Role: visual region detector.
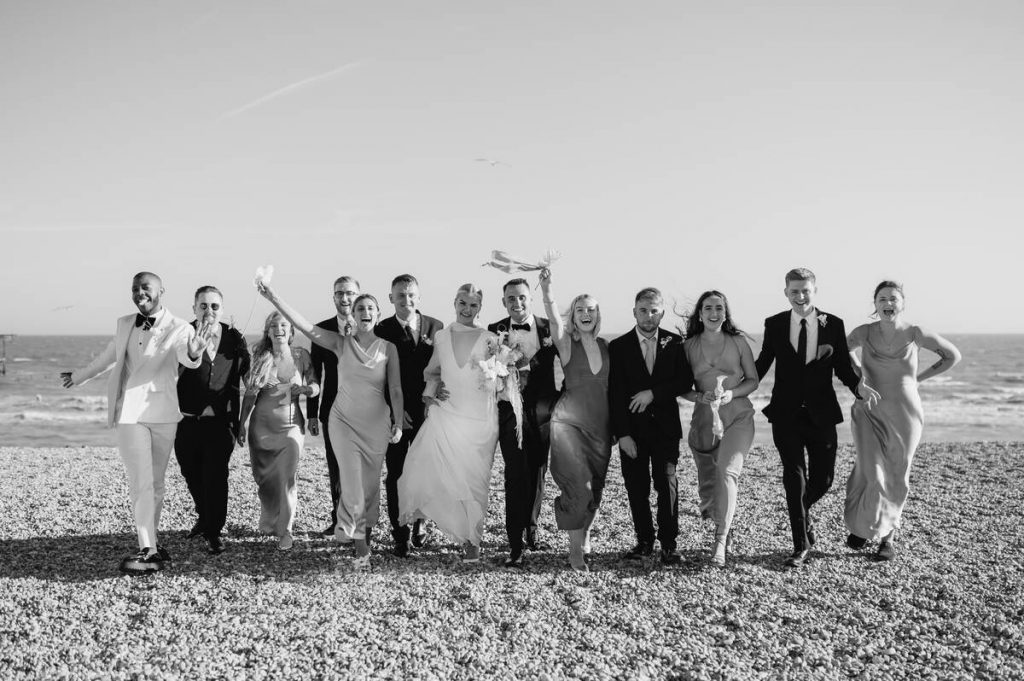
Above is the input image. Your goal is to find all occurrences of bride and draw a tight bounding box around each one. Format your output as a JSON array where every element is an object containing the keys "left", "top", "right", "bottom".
[{"left": 398, "top": 283, "right": 499, "bottom": 562}]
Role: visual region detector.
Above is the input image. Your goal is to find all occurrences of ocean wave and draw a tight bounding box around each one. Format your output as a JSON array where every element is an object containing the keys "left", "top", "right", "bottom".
[
  {"left": 11, "top": 358, "right": 33, "bottom": 363},
  {"left": 994, "top": 372, "right": 1024, "bottom": 384},
  {"left": 1, "top": 410, "right": 106, "bottom": 423}
]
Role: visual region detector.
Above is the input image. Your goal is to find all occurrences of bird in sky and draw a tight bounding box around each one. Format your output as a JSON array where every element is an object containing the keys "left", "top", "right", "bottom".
[{"left": 475, "top": 158, "right": 510, "bottom": 168}]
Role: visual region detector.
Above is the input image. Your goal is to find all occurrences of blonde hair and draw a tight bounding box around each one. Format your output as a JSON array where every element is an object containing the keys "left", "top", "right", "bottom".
[
  {"left": 564, "top": 294, "right": 601, "bottom": 340},
  {"left": 455, "top": 282, "right": 484, "bottom": 302},
  {"left": 245, "top": 311, "right": 293, "bottom": 391}
]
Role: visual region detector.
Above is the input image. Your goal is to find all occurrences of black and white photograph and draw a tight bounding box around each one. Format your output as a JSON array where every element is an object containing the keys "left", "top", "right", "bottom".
[{"left": 1, "top": 1, "right": 1021, "bottom": 678}]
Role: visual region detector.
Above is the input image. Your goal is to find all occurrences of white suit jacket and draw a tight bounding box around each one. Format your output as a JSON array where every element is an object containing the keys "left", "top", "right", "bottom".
[{"left": 75, "top": 309, "right": 201, "bottom": 428}]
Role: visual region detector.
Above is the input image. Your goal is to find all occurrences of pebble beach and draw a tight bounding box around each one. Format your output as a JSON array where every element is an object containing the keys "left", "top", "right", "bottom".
[{"left": 1, "top": 441, "right": 1021, "bottom": 679}]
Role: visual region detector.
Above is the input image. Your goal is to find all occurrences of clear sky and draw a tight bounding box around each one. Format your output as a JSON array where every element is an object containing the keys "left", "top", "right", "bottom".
[{"left": 2, "top": 1, "right": 1022, "bottom": 336}]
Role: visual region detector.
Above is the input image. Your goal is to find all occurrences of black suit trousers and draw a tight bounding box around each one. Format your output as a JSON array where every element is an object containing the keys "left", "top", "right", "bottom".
[
  {"left": 174, "top": 415, "right": 235, "bottom": 539},
  {"left": 384, "top": 421, "right": 423, "bottom": 543},
  {"left": 619, "top": 432, "right": 680, "bottom": 551},
  {"left": 498, "top": 400, "right": 549, "bottom": 549},
  {"left": 771, "top": 409, "right": 838, "bottom": 552},
  {"left": 321, "top": 419, "right": 342, "bottom": 528}
]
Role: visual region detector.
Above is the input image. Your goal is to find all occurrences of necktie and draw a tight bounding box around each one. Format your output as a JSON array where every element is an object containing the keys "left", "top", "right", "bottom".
[
  {"left": 135, "top": 314, "right": 156, "bottom": 329},
  {"left": 511, "top": 322, "right": 531, "bottom": 332},
  {"left": 644, "top": 336, "right": 656, "bottom": 374},
  {"left": 797, "top": 318, "right": 808, "bottom": 365},
  {"left": 403, "top": 324, "right": 416, "bottom": 345}
]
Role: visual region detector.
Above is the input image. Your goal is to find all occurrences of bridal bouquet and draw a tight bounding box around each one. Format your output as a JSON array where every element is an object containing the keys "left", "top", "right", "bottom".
[{"left": 477, "top": 331, "right": 526, "bottom": 446}]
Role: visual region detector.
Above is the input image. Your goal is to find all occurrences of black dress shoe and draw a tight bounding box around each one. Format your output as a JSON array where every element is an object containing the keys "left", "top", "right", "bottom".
[
  {"left": 623, "top": 542, "right": 654, "bottom": 560},
  {"left": 156, "top": 545, "right": 172, "bottom": 562},
  {"left": 187, "top": 522, "right": 204, "bottom": 539},
  {"left": 207, "top": 536, "right": 225, "bottom": 555},
  {"left": 504, "top": 546, "right": 524, "bottom": 568},
  {"left": 660, "top": 549, "right": 682, "bottom": 565},
  {"left": 807, "top": 522, "right": 817, "bottom": 547},
  {"left": 876, "top": 540, "right": 895, "bottom": 561},
  {"left": 120, "top": 548, "right": 165, "bottom": 573},
  {"left": 392, "top": 541, "right": 409, "bottom": 558},
  {"left": 411, "top": 520, "right": 426, "bottom": 548},
  {"left": 784, "top": 550, "right": 810, "bottom": 568},
  {"left": 846, "top": 533, "right": 867, "bottom": 550}
]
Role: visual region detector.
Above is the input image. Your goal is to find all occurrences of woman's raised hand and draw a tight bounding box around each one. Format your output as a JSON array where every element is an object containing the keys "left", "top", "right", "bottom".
[{"left": 539, "top": 267, "right": 552, "bottom": 292}]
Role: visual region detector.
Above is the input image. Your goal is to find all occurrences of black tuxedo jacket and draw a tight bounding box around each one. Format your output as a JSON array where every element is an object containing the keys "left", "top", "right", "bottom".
[
  {"left": 608, "top": 328, "right": 693, "bottom": 442},
  {"left": 754, "top": 309, "right": 860, "bottom": 426},
  {"left": 176, "top": 322, "right": 250, "bottom": 431},
  {"left": 487, "top": 316, "right": 560, "bottom": 421},
  {"left": 374, "top": 312, "right": 444, "bottom": 427},
  {"left": 308, "top": 316, "right": 340, "bottom": 421}
]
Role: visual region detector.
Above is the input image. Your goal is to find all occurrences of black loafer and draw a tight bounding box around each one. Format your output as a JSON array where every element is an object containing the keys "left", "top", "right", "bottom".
[
  {"left": 156, "top": 545, "right": 172, "bottom": 562},
  {"left": 392, "top": 541, "right": 409, "bottom": 558},
  {"left": 660, "top": 549, "right": 682, "bottom": 565},
  {"left": 846, "top": 533, "right": 867, "bottom": 550},
  {"left": 504, "top": 546, "right": 524, "bottom": 568},
  {"left": 876, "top": 541, "right": 895, "bottom": 561},
  {"left": 784, "top": 550, "right": 810, "bottom": 568},
  {"left": 623, "top": 543, "right": 654, "bottom": 560},
  {"left": 206, "top": 536, "right": 225, "bottom": 555}
]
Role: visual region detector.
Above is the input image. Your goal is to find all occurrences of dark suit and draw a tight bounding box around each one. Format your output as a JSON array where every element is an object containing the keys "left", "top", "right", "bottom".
[
  {"left": 488, "top": 316, "right": 560, "bottom": 551},
  {"left": 754, "top": 308, "right": 860, "bottom": 552},
  {"left": 308, "top": 316, "right": 342, "bottom": 529},
  {"left": 608, "top": 327, "right": 693, "bottom": 552},
  {"left": 374, "top": 312, "right": 444, "bottom": 544},
  {"left": 175, "top": 322, "right": 250, "bottom": 540}
]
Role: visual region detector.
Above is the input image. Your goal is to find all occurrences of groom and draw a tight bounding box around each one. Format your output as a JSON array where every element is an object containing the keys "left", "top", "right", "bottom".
[
  {"left": 489, "top": 277, "right": 559, "bottom": 567},
  {"left": 755, "top": 267, "right": 876, "bottom": 568}
]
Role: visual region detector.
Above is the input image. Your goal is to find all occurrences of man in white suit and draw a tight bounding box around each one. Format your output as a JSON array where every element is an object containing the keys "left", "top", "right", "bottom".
[{"left": 63, "top": 272, "right": 210, "bottom": 573}]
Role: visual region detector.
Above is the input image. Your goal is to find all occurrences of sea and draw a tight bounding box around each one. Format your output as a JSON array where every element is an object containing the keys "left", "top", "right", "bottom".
[{"left": 1, "top": 334, "right": 1022, "bottom": 447}]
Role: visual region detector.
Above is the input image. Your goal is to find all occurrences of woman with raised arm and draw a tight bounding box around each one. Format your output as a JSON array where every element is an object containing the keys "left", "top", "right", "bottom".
[
  {"left": 682, "top": 290, "right": 759, "bottom": 568},
  {"left": 238, "top": 312, "right": 319, "bottom": 551},
  {"left": 538, "top": 268, "right": 611, "bottom": 572},
  {"left": 844, "top": 281, "right": 961, "bottom": 561},
  {"left": 257, "top": 282, "right": 403, "bottom": 569},
  {"left": 398, "top": 284, "right": 499, "bottom": 563}
]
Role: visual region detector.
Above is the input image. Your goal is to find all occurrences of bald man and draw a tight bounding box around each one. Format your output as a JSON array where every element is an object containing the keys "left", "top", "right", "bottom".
[{"left": 63, "top": 272, "right": 211, "bottom": 573}]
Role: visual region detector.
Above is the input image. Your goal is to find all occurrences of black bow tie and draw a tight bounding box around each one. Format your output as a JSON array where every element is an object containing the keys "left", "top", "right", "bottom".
[
  {"left": 511, "top": 322, "right": 531, "bottom": 332},
  {"left": 135, "top": 314, "right": 157, "bottom": 329}
]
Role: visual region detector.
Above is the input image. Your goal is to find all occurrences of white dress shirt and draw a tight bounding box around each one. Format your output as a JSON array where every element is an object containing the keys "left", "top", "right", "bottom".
[
  {"left": 397, "top": 313, "right": 419, "bottom": 344},
  {"left": 635, "top": 326, "right": 659, "bottom": 372},
  {"left": 789, "top": 309, "right": 818, "bottom": 365}
]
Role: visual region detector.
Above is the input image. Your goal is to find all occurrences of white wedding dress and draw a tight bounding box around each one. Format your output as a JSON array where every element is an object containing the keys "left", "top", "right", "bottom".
[{"left": 398, "top": 324, "right": 499, "bottom": 546}]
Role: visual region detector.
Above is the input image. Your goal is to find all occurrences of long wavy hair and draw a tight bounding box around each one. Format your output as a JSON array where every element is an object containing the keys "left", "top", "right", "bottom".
[
  {"left": 683, "top": 290, "right": 744, "bottom": 338},
  {"left": 245, "top": 311, "right": 294, "bottom": 391},
  {"left": 564, "top": 294, "right": 602, "bottom": 340}
]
